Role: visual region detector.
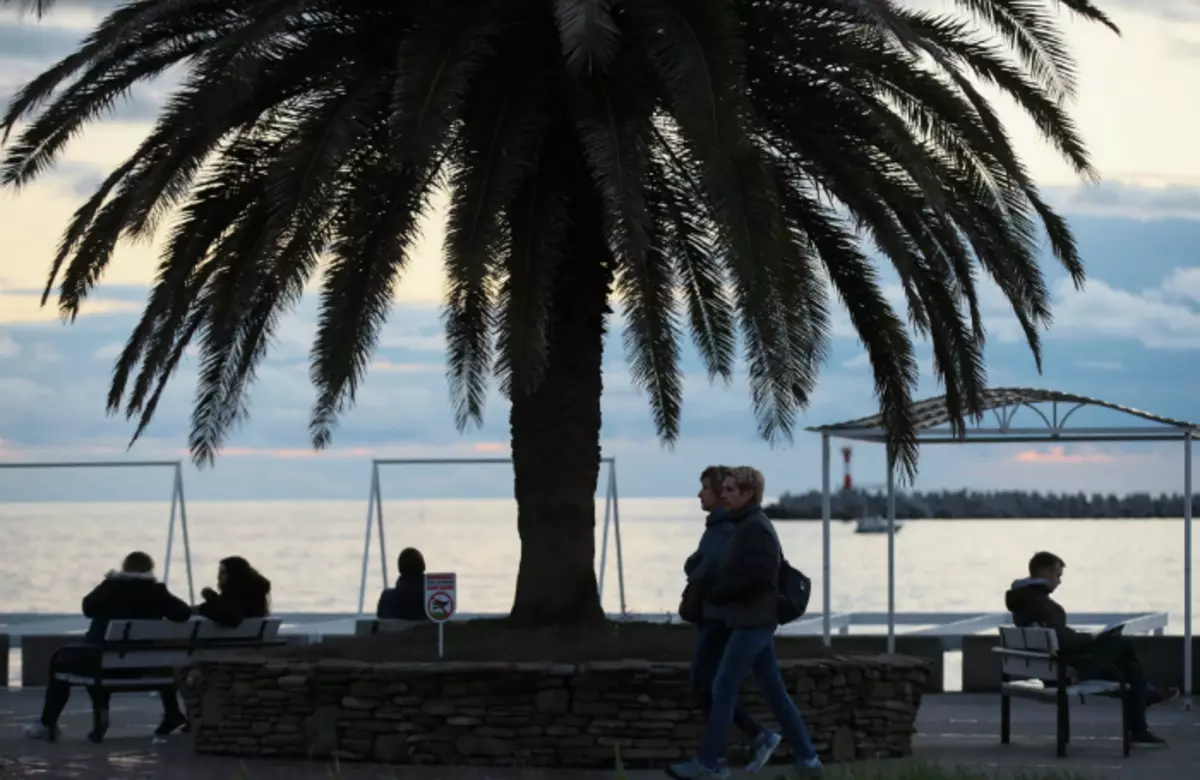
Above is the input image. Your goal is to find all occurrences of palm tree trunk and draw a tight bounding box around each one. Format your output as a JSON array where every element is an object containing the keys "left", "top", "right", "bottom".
[{"left": 507, "top": 180, "right": 611, "bottom": 628}]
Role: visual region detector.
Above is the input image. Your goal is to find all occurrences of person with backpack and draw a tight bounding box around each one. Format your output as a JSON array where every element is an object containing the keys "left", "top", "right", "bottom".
[
  {"left": 668, "top": 466, "right": 823, "bottom": 780},
  {"left": 680, "top": 466, "right": 781, "bottom": 774}
]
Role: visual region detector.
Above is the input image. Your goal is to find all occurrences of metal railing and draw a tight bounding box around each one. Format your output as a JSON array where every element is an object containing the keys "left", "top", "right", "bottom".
[{"left": 0, "top": 610, "right": 1168, "bottom": 643}]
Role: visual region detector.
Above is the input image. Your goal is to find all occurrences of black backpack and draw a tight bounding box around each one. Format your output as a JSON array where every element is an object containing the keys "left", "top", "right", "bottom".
[{"left": 776, "top": 559, "right": 812, "bottom": 625}]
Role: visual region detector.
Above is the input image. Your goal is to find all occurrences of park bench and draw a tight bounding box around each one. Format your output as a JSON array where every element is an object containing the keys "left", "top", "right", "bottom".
[
  {"left": 354, "top": 618, "right": 423, "bottom": 636},
  {"left": 51, "top": 617, "right": 282, "bottom": 741},
  {"left": 994, "top": 625, "right": 1129, "bottom": 758}
]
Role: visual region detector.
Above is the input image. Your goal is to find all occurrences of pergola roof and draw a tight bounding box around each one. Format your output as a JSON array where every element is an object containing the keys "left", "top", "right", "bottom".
[{"left": 807, "top": 387, "right": 1200, "bottom": 444}]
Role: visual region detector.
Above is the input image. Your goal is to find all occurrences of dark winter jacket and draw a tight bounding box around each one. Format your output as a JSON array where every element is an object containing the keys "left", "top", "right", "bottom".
[
  {"left": 81, "top": 571, "right": 192, "bottom": 642},
  {"left": 707, "top": 504, "right": 782, "bottom": 630},
  {"left": 197, "top": 588, "right": 269, "bottom": 628},
  {"left": 1004, "top": 577, "right": 1093, "bottom": 654},
  {"left": 376, "top": 575, "right": 428, "bottom": 621},
  {"left": 684, "top": 509, "right": 736, "bottom": 622}
]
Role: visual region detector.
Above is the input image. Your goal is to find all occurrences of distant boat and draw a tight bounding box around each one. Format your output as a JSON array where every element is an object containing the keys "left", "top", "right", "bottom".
[{"left": 855, "top": 515, "right": 903, "bottom": 535}]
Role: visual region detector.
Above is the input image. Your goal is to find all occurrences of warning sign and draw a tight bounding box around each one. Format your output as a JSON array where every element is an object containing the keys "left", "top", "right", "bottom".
[{"left": 424, "top": 572, "right": 457, "bottom": 623}]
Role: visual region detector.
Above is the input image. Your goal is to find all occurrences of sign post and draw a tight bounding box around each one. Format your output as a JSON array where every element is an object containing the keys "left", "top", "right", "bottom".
[{"left": 424, "top": 572, "right": 457, "bottom": 659}]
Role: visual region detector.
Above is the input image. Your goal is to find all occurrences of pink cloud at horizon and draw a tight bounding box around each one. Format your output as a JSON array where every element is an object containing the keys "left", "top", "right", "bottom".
[{"left": 1012, "top": 446, "right": 1115, "bottom": 465}]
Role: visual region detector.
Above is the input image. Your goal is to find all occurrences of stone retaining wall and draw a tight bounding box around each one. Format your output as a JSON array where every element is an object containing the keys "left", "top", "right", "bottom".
[{"left": 181, "top": 655, "right": 928, "bottom": 767}]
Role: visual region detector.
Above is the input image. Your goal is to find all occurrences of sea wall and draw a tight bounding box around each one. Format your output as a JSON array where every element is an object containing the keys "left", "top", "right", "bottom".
[{"left": 180, "top": 655, "right": 929, "bottom": 767}]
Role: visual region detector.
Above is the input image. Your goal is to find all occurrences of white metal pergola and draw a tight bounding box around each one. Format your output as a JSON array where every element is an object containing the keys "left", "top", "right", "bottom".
[
  {"left": 356, "top": 456, "right": 627, "bottom": 616},
  {"left": 0, "top": 459, "right": 196, "bottom": 603},
  {"left": 808, "top": 387, "right": 1197, "bottom": 697}
]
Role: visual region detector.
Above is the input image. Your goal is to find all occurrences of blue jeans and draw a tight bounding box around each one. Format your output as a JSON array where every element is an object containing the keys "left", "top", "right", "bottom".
[
  {"left": 691, "top": 620, "right": 762, "bottom": 740},
  {"left": 698, "top": 626, "right": 818, "bottom": 767}
]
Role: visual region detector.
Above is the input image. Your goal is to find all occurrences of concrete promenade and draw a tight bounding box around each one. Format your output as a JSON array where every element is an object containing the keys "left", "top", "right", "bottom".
[{"left": 0, "top": 690, "right": 1196, "bottom": 778}]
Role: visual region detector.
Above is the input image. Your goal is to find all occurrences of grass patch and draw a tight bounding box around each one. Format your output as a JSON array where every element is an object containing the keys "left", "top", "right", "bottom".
[
  {"left": 827, "top": 763, "right": 1088, "bottom": 779},
  {"left": 274, "top": 618, "right": 842, "bottom": 664}
]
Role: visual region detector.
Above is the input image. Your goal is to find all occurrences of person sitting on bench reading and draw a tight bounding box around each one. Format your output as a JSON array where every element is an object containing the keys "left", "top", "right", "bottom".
[
  {"left": 25, "top": 551, "right": 192, "bottom": 743},
  {"left": 196, "top": 556, "right": 271, "bottom": 627},
  {"left": 1005, "top": 551, "right": 1177, "bottom": 748},
  {"left": 376, "top": 547, "right": 429, "bottom": 621}
]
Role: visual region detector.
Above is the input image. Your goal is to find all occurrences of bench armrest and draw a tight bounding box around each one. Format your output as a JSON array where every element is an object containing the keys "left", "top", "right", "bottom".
[{"left": 992, "top": 647, "right": 1057, "bottom": 660}]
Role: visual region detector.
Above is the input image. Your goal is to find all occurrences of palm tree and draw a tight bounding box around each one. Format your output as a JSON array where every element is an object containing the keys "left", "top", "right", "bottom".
[{"left": 2, "top": 0, "right": 1116, "bottom": 626}]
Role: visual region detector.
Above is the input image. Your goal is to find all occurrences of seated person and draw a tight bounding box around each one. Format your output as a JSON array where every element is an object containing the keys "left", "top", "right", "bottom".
[
  {"left": 25, "top": 551, "right": 192, "bottom": 743},
  {"left": 1005, "top": 551, "right": 1177, "bottom": 747},
  {"left": 197, "top": 556, "right": 271, "bottom": 627},
  {"left": 376, "top": 547, "right": 429, "bottom": 621}
]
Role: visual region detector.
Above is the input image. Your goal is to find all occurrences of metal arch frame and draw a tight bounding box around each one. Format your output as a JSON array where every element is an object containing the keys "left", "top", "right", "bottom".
[
  {"left": 356, "top": 457, "right": 627, "bottom": 617},
  {"left": 809, "top": 389, "right": 1197, "bottom": 705},
  {"left": 0, "top": 460, "right": 195, "bottom": 604}
]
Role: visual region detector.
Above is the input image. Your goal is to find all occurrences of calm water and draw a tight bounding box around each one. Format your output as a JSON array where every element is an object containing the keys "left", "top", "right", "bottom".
[{"left": 0, "top": 499, "right": 1195, "bottom": 627}]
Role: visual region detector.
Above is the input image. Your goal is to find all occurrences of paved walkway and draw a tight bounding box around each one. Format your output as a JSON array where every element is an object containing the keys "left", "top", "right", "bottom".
[{"left": 0, "top": 690, "right": 1196, "bottom": 778}]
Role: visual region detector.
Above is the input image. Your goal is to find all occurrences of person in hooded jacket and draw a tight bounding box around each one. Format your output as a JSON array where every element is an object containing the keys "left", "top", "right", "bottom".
[
  {"left": 196, "top": 556, "right": 271, "bottom": 627},
  {"left": 376, "top": 547, "right": 430, "bottom": 621},
  {"left": 670, "top": 467, "right": 823, "bottom": 780},
  {"left": 682, "top": 466, "right": 779, "bottom": 773},
  {"left": 24, "top": 551, "right": 193, "bottom": 743},
  {"left": 1006, "top": 551, "right": 1177, "bottom": 748}
]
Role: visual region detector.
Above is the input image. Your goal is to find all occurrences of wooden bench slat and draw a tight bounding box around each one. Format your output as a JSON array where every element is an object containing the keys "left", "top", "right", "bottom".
[{"left": 59, "top": 618, "right": 283, "bottom": 692}]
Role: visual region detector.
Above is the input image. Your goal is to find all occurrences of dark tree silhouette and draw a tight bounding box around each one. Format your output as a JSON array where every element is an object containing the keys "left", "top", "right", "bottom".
[{"left": 1, "top": 0, "right": 1117, "bottom": 625}]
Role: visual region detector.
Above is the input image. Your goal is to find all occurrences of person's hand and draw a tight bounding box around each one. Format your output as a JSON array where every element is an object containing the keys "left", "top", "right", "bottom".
[{"left": 201, "top": 587, "right": 218, "bottom": 602}]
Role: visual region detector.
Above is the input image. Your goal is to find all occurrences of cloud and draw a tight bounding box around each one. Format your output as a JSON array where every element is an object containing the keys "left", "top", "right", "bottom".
[
  {"left": 1105, "top": 0, "right": 1200, "bottom": 22},
  {"left": 34, "top": 342, "right": 64, "bottom": 363},
  {"left": 0, "top": 287, "right": 142, "bottom": 324},
  {"left": 371, "top": 361, "right": 444, "bottom": 375},
  {"left": 1045, "top": 180, "right": 1200, "bottom": 220},
  {"left": 91, "top": 341, "right": 123, "bottom": 360},
  {"left": 1012, "top": 446, "right": 1115, "bottom": 465},
  {"left": 981, "top": 269, "right": 1200, "bottom": 350},
  {"left": 0, "top": 331, "right": 18, "bottom": 358},
  {"left": 1073, "top": 360, "right": 1123, "bottom": 372}
]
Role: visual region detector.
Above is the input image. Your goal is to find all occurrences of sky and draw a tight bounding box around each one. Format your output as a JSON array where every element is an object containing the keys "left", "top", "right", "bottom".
[{"left": 0, "top": 0, "right": 1198, "bottom": 501}]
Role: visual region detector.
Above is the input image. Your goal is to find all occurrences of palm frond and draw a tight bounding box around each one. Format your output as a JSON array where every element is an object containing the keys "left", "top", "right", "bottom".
[
  {"left": 308, "top": 135, "right": 443, "bottom": 449},
  {"left": 554, "top": 0, "right": 620, "bottom": 74}
]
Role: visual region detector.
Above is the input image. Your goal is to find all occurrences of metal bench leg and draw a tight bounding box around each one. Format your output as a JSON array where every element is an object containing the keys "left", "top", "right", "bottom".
[
  {"left": 1120, "top": 681, "right": 1130, "bottom": 758},
  {"left": 1055, "top": 683, "right": 1069, "bottom": 758},
  {"left": 1000, "top": 693, "right": 1011, "bottom": 745}
]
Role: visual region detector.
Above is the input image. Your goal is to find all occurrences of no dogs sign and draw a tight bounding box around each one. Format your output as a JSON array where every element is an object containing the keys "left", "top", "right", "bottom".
[{"left": 424, "top": 572, "right": 457, "bottom": 623}]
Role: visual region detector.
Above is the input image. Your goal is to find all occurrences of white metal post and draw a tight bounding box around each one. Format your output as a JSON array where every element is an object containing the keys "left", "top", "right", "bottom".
[
  {"left": 611, "top": 460, "right": 627, "bottom": 615},
  {"left": 598, "top": 462, "right": 613, "bottom": 603},
  {"left": 163, "top": 466, "right": 179, "bottom": 591},
  {"left": 375, "top": 471, "right": 388, "bottom": 587},
  {"left": 175, "top": 464, "right": 196, "bottom": 604},
  {"left": 1185, "top": 432, "right": 1193, "bottom": 704},
  {"left": 357, "top": 464, "right": 379, "bottom": 616},
  {"left": 886, "top": 455, "right": 897, "bottom": 654},
  {"left": 821, "top": 434, "right": 832, "bottom": 646}
]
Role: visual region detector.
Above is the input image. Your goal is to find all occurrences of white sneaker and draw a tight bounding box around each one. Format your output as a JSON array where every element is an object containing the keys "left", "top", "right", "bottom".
[
  {"left": 746, "top": 729, "right": 782, "bottom": 773},
  {"left": 23, "top": 723, "right": 58, "bottom": 741}
]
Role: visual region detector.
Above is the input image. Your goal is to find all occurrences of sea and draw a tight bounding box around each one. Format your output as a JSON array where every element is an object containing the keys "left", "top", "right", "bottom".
[{"left": 1, "top": 499, "right": 1196, "bottom": 690}]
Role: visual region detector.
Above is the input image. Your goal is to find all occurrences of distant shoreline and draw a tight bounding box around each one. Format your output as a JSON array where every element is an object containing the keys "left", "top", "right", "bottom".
[{"left": 765, "top": 488, "right": 1197, "bottom": 521}]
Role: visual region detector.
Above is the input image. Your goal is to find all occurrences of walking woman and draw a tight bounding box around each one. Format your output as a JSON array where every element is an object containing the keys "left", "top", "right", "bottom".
[
  {"left": 682, "top": 466, "right": 781, "bottom": 774},
  {"left": 669, "top": 466, "right": 823, "bottom": 779}
]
